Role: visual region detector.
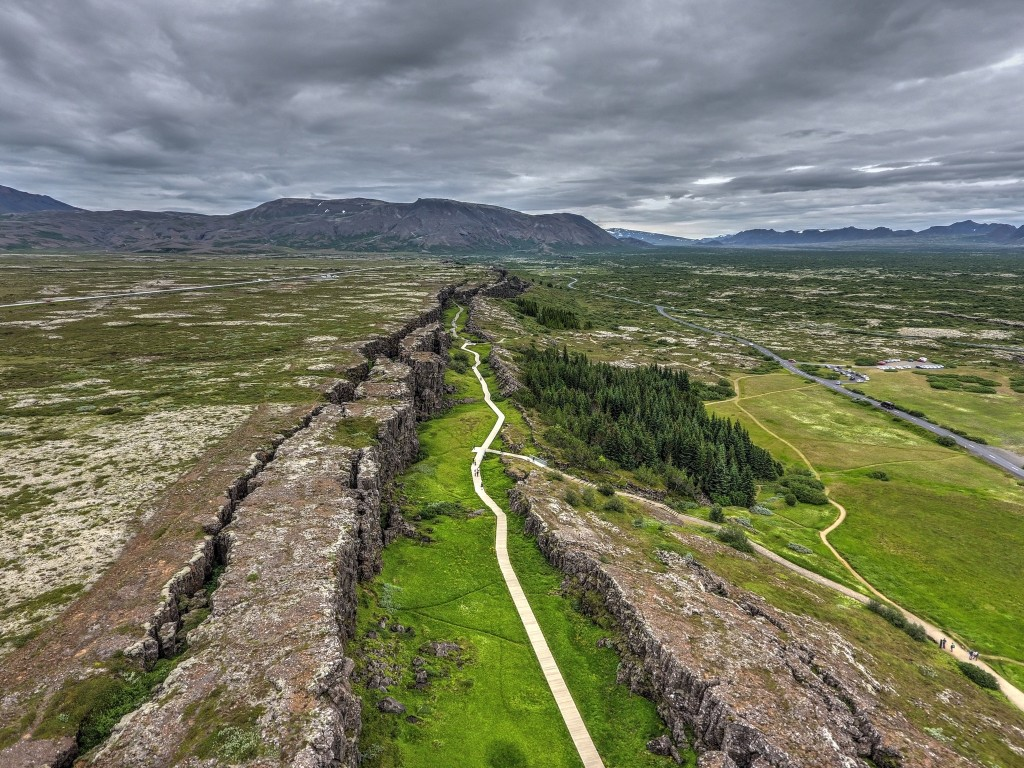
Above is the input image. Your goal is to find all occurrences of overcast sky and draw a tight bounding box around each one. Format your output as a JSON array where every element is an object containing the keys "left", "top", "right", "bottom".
[{"left": 2, "top": 0, "right": 1023, "bottom": 236}]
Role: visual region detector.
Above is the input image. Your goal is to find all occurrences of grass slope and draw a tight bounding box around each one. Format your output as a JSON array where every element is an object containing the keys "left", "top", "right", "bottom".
[
  {"left": 353, "top": 326, "right": 677, "bottom": 767},
  {"left": 712, "top": 371, "right": 1024, "bottom": 662}
]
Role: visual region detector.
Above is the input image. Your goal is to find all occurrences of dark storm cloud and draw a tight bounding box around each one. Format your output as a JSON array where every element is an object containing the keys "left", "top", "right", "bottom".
[{"left": 2, "top": 0, "right": 1024, "bottom": 234}]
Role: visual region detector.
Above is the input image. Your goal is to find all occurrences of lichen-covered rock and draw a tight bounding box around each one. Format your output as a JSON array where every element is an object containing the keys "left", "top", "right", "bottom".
[{"left": 509, "top": 473, "right": 993, "bottom": 768}]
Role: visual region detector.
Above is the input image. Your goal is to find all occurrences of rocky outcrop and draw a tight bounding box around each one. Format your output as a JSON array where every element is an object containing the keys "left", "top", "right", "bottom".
[
  {"left": 482, "top": 272, "right": 531, "bottom": 298},
  {"left": 0, "top": 284, "right": 468, "bottom": 768},
  {"left": 90, "top": 354, "right": 441, "bottom": 767},
  {"left": 399, "top": 323, "right": 451, "bottom": 418},
  {"left": 508, "top": 473, "right": 978, "bottom": 768},
  {"left": 488, "top": 344, "right": 521, "bottom": 396}
]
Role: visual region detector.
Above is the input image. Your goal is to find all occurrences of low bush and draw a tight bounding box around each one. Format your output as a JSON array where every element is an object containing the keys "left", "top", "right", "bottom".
[
  {"left": 866, "top": 470, "right": 890, "bottom": 481},
  {"left": 716, "top": 525, "right": 754, "bottom": 554},
  {"left": 709, "top": 505, "right": 725, "bottom": 523},
  {"left": 957, "top": 662, "right": 1000, "bottom": 690},
  {"left": 866, "top": 600, "right": 928, "bottom": 643},
  {"left": 749, "top": 504, "right": 773, "bottom": 516},
  {"left": 564, "top": 490, "right": 582, "bottom": 507},
  {"left": 787, "top": 542, "right": 812, "bottom": 554},
  {"left": 604, "top": 495, "right": 626, "bottom": 513},
  {"left": 936, "top": 435, "right": 957, "bottom": 448},
  {"left": 597, "top": 483, "right": 616, "bottom": 497}
]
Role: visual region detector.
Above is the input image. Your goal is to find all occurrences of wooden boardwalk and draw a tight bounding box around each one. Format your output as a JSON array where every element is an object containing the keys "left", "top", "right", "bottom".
[{"left": 457, "top": 320, "right": 605, "bottom": 768}]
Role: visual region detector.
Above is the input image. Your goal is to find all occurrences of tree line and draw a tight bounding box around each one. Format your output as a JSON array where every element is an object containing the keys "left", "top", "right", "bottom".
[
  {"left": 516, "top": 346, "right": 782, "bottom": 506},
  {"left": 513, "top": 297, "right": 591, "bottom": 330}
]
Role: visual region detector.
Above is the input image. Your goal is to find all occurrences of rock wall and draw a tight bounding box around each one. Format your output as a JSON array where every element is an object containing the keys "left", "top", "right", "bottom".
[
  {"left": 0, "top": 285, "right": 467, "bottom": 768},
  {"left": 488, "top": 344, "right": 522, "bottom": 396},
  {"left": 508, "top": 478, "right": 970, "bottom": 768},
  {"left": 90, "top": 346, "right": 450, "bottom": 767}
]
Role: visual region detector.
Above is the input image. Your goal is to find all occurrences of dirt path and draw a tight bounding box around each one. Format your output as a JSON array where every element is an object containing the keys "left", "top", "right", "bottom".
[
  {"left": 456, "top": 319, "right": 604, "bottom": 768},
  {"left": 729, "top": 378, "right": 886, "bottom": 599}
]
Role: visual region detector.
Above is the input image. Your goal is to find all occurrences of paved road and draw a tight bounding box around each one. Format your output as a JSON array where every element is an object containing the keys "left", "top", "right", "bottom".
[
  {"left": 566, "top": 280, "right": 1024, "bottom": 481},
  {"left": 0, "top": 264, "right": 404, "bottom": 310},
  {"left": 454, "top": 309, "right": 605, "bottom": 767},
  {"left": 652, "top": 305, "right": 1024, "bottom": 481}
]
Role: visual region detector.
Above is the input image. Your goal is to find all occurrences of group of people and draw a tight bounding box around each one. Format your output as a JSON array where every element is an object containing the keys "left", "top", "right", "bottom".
[{"left": 938, "top": 637, "right": 980, "bottom": 660}]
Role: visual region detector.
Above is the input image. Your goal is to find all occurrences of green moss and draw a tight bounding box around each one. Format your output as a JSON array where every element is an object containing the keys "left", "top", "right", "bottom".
[
  {"left": 34, "top": 657, "right": 178, "bottom": 751},
  {"left": 331, "top": 416, "right": 381, "bottom": 448}
]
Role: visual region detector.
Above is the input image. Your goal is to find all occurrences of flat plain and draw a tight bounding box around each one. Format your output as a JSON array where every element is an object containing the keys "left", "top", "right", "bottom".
[{"left": 0, "top": 253, "right": 485, "bottom": 655}]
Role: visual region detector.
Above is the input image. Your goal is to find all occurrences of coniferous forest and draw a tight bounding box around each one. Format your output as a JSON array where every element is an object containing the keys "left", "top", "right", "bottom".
[{"left": 516, "top": 346, "right": 782, "bottom": 506}]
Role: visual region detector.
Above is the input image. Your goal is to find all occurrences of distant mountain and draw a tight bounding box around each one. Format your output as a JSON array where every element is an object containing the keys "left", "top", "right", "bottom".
[
  {"left": 0, "top": 185, "right": 79, "bottom": 214},
  {"left": 703, "top": 220, "right": 1024, "bottom": 247},
  {"left": 0, "top": 196, "right": 626, "bottom": 253},
  {"left": 606, "top": 227, "right": 696, "bottom": 246}
]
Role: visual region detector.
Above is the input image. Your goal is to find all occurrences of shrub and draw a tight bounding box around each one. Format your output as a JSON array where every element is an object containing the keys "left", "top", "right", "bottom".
[
  {"left": 564, "top": 489, "right": 582, "bottom": 507},
  {"left": 749, "top": 504, "right": 773, "bottom": 516},
  {"left": 634, "top": 465, "right": 662, "bottom": 488},
  {"left": 936, "top": 435, "right": 957, "bottom": 448},
  {"left": 957, "top": 662, "right": 999, "bottom": 690},
  {"left": 781, "top": 474, "right": 829, "bottom": 505},
  {"left": 867, "top": 599, "right": 906, "bottom": 630},
  {"left": 904, "top": 622, "right": 928, "bottom": 642},
  {"left": 604, "top": 495, "right": 626, "bottom": 513},
  {"left": 716, "top": 525, "right": 754, "bottom": 554},
  {"left": 419, "top": 501, "right": 462, "bottom": 520},
  {"left": 733, "top": 516, "right": 754, "bottom": 530},
  {"left": 597, "top": 483, "right": 615, "bottom": 497},
  {"left": 787, "top": 542, "right": 812, "bottom": 554},
  {"left": 866, "top": 600, "right": 928, "bottom": 643},
  {"left": 784, "top": 493, "right": 797, "bottom": 507},
  {"left": 631, "top": 518, "right": 644, "bottom": 528},
  {"left": 866, "top": 470, "right": 890, "bottom": 481},
  {"left": 709, "top": 505, "right": 725, "bottom": 523},
  {"left": 486, "top": 739, "right": 529, "bottom": 768},
  {"left": 579, "top": 487, "right": 597, "bottom": 507}
]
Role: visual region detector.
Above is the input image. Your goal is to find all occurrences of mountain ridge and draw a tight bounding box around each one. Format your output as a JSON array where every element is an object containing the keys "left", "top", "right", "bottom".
[
  {"left": 609, "top": 220, "right": 1024, "bottom": 247},
  {"left": 0, "top": 192, "right": 625, "bottom": 253},
  {"left": 0, "top": 185, "right": 80, "bottom": 214}
]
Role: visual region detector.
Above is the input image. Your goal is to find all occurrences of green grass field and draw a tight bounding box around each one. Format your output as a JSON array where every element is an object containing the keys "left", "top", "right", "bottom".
[
  {"left": 710, "top": 371, "right": 1024, "bottom": 662},
  {"left": 352, "top": 327, "right": 678, "bottom": 767},
  {"left": 854, "top": 367, "right": 1024, "bottom": 453}
]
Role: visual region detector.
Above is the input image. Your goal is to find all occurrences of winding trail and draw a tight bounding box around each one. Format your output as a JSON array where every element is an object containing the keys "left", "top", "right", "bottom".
[
  {"left": 453, "top": 305, "right": 605, "bottom": 768},
  {"left": 729, "top": 377, "right": 885, "bottom": 600},
  {"left": 559, "top": 279, "right": 1024, "bottom": 709}
]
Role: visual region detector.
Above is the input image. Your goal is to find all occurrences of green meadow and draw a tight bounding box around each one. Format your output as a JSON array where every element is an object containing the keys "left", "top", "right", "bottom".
[
  {"left": 710, "top": 371, "right": 1024, "bottom": 662},
  {"left": 352, "top": 317, "right": 676, "bottom": 768}
]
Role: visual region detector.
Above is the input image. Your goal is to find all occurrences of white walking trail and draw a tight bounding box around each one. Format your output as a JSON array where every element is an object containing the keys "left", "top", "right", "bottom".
[{"left": 453, "top": 306, "right": 604, "bottom": 768}]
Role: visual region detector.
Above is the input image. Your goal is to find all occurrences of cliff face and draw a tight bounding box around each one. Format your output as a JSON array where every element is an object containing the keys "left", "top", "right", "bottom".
[
  {"left": 0, "top": 288, "right": 465, "bottom": 767},
  {"left": 508, "top": 473, "right": 978, "bottom": 768}
]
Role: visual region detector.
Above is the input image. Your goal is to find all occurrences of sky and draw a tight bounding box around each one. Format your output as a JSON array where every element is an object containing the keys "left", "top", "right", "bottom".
[{"left": 2, "top": 0, "right": 1023, "bottom": 237}]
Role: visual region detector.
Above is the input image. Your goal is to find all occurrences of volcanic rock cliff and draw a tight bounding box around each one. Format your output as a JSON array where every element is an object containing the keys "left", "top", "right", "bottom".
[
  {"left": 508, "top": 470, "right": 1000, "bottom": 768},
  {"left": 0, "top": 286, "right": 460, "bottom": 767}
]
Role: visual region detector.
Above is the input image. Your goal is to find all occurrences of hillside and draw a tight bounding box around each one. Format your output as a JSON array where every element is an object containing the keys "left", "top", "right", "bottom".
[
  {"left": 706, "top": 220, "right": 1024, "bottom": 247},
  {"left": 0, "top": 196, "right": 626, "bottom": 253},
  {"left": 0, "top": 185, "right": 79, "bottom": 214}
]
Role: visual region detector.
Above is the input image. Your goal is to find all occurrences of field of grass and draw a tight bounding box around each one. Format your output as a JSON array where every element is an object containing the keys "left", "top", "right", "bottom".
[
  {"left": 502, "top": 249, "right": 1024, "bottom": 369},
  {"left": 352, "top": 333, "right": 678, "bottom": 767},
  {"left": 0, "top": 253, "right": 485, "bottom": 656},
  {"left": 530, "top": 470, "right": 1024, "bottom": 768},
  {"left": 854, "top": 367, "right": 1024, "bottom": 453},
  {"left": 710, "top": 371, "right": 1024, "bottom": 662}
]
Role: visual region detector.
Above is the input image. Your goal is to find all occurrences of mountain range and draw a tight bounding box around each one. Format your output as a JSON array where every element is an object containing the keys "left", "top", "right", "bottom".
[
  {"left": 2, "top": 184, "right": 1023, "bottom": 252},
  {"left": 610, "top": 221, "right": 1024, "bottom": 247},
  {"left": 0, "top": 188, "right": 623, "bottom": 253}
]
